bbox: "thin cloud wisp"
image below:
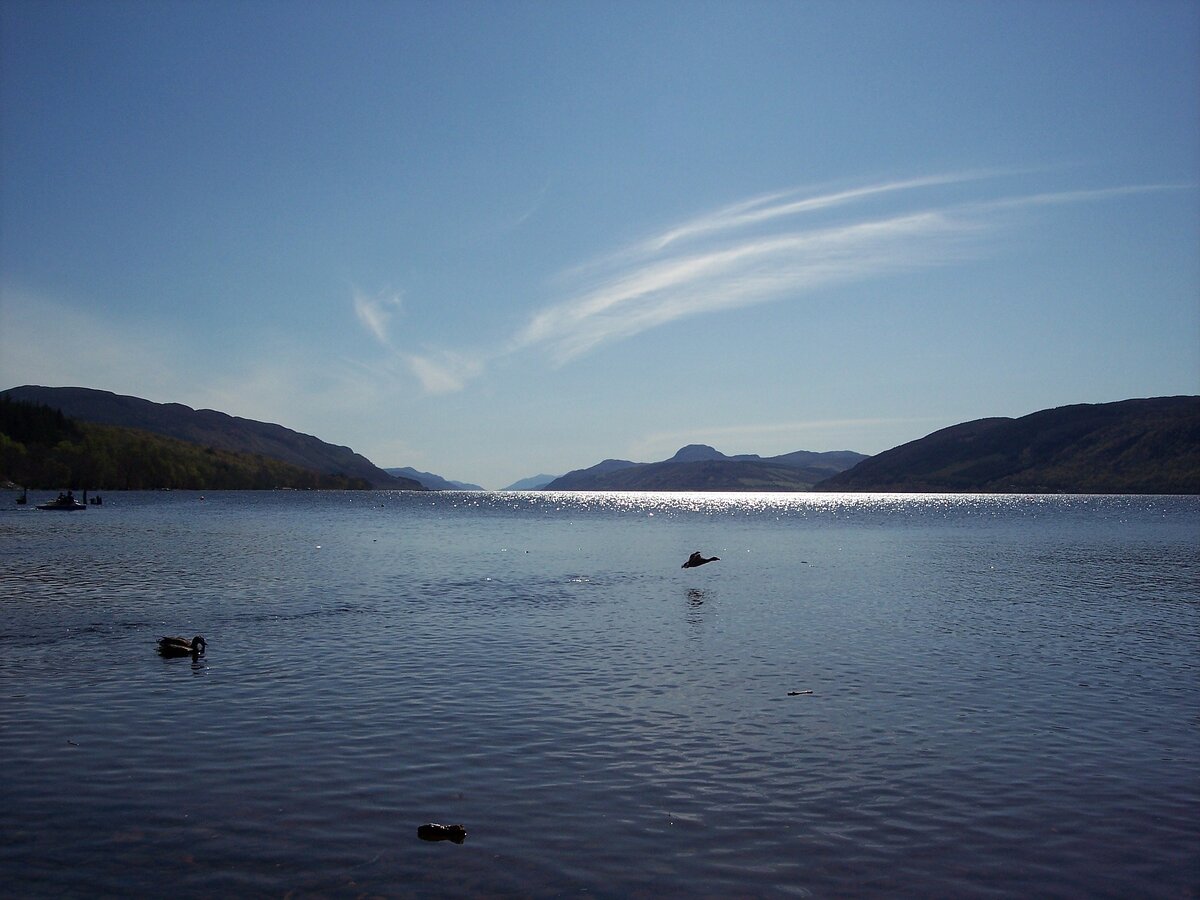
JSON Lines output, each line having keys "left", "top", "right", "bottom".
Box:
{"left": 362, "top": 173, "right": 1186, "bottom": 394}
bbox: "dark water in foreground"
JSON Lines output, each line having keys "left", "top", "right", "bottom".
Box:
{"left": 1, "top": 491, "right": 1197, "bottom": 898}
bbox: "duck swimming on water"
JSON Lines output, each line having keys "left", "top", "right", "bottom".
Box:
{"left": 682, "top": 551, "right": 719, "bottom": 569}
{"left": 418, "top": 823, "right": 467, "bottom": 843}
{"left": 157, "top": 635, "right": 206, "bottom": 657}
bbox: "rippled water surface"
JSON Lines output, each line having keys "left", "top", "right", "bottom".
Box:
{"left": 1, "top": 491, "right": 1197, "bottom": 898}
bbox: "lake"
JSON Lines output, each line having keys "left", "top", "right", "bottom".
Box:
{"left": 1, "top": 490, "right": 1197, "bottom": 897}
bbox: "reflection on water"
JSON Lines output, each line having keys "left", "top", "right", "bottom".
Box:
{"left": 0, "top": 491, "right": 1197, "bottom": 897}
{"left": 685, "top": 587, "right": 712, "bottom": 631}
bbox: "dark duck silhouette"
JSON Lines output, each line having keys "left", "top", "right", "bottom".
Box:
{"left": 418, "top": 823, "right": 467, "bottom": 843}
{"left": 682, "top": 551, "right": 720, "bottom": 569}
{"left": 157, "top": 635, "right": 207, "bottom": 657}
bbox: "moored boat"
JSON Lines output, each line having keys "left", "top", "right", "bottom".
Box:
{"left": 36, "top": 493, "right": 87, "bottom": 511}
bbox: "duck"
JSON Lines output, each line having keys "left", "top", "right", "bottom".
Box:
{"left": 682, "top": 551, "right": 720, "bottom": 569}
{"left": 418, "top": 823, "right": 467, "bottom": 843}
{"left": 157, "top": 635, "right": 207, "bottom": 657}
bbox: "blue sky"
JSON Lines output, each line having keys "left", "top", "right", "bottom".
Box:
{"left": 2, "top": 0, "right": 1197, "bottom": 489}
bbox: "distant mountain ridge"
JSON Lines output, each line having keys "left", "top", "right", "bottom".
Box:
{"left": 817, "top": 397, "right": 1200, "bottom": 494}
{"left": 503, "top": 474, "right": 559, "bottom": 491}
{"left": 543, "top": 444, "right": 868, "bottom": 491}
{"left": 12, "top": 387, "right": 1192, "bottom": 495}
{"left": 2, "top": 385, "right": 422, "bottom": 489}
{"left": 385, "top": 467, "right": 484, "bottom": 491}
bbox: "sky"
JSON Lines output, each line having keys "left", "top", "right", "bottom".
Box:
{"left": 2, "top": 0, "right": 1197, "bottom": 489}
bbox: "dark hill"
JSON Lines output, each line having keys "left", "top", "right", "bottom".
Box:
{"left": 1, "top": 385, "right": 422, "bottom": 489}
{"left": 0, "top": 397, "right": 376, "bottom": 490}
{"left": 543, "top": 458, "right": 640, "bottom": 490}
{"left": 551, "top": 459, "right": 829, "bottom": 491}
{"left": 385, "top": 466, "right": 483, "bottom": 491}
{"left": 817, "top": 397, "right": 1200, "bottom": 494}
{"left": 503, "top": 474, "right": 559, "bottom": 491}
{"left": 543, "top": 447, "right": 867, "bottom": 491}
{"left": 668, "top": 444, "right": 752, "bottom": 463}
{"left": 771, "top": 449, "right": 869, "bottom": 474}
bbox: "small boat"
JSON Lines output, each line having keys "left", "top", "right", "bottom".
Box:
{"left": 36, "top": 493, "right": 87, "bottom": 511}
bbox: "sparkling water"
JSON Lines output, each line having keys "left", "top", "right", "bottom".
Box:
{"left": 1, "top": 491, "right": 1196, "bottom": 897}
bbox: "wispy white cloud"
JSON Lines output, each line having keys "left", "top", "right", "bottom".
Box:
{"left": 403, "top": 350, "right": 484, "bottom": 395}
{"left": 507, "top": 177, "right": 554, "bottom": 231}
{"left": 516, "top": 209, "right": 981, "bottom": 364}
{"left": 970, "top": 182, "right": 1193, "bottom": 213}
{"left": 637, "top": 171, "right": 998, "bottom": 255}
{"left": 353, "top": 289, "right": 403, "bottom": 347}
{"left": 386, "top": 173, "right": 1190, "bottom": 394}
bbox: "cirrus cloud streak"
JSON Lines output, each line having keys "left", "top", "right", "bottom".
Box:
{"left": 360, "top": 173, "right": 1189, "bottom": 394}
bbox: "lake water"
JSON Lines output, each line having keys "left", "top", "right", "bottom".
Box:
{"left": 1, "top": 490, "right": 1197, "bottom": 898}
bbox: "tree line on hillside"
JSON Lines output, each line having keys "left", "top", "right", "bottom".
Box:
{"left": 819, "top": 397, "right": 1200, "bottom": 494}
{"left": 0, "top": 397, "right": 372, "bottom": 491}
{"left": 2, "top": 384, "right": 412, "bottom": 488}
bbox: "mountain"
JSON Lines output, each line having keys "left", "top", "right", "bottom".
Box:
{"left": 385, "top": 466, "right": 484, "bottom": 491}
{"left": 542, "top": 446, "right": 868, "bottom": 491}
{"left": 668, "top": 444, "right": 751, "bottom": 463}
{"left": 0, "top": 396, "right": 377, "bottom": 490}
{"left": 503, "top": 474, "right": 560, "bottom": 491}
{"left": 769, "top": 449, "right": 871, "bottom": 473}
{"left": 1, "top": 385, "right": 423, "bottom": 490}
{"left": 548, "top": 459, "right": 828, "bottom": 491}
{"left": 541, "top": 458, "right": 640, "bottom": 490}
{"left": 816, "top": 397, "right": 1200, "bottom": 494}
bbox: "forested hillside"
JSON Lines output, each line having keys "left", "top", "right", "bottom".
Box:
{"left": 1, "top": 398, "right": 373, "bottom": 490}
{"left": 1, "top": 385, "right": 416, "bottom": 488}
{"left": 817, "top": 397, "right": 1200, "bottom": 494}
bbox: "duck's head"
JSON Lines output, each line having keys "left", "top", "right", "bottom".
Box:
{"left": 191, "top": 636, "right": 207, "bottom": 654}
